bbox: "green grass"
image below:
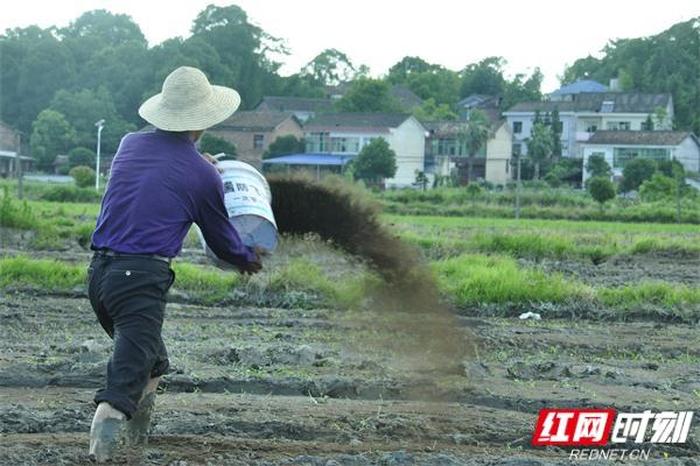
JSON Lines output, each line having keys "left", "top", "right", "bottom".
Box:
{"left": 172, "top": 262, "right": 240, "bottom": 303}
{"left": 0, "top": 256, "right": 85, "bottom": 289}
{"left": 433, "top": 254, "right": 590, "bottom": 305}
{"left": 389, "top": 215, "right": 700, "bottom": 261}
{"left": 598, "top": 282, "right": 700, "bottom": 309}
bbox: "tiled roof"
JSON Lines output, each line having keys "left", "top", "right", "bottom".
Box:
{"left": 506, "top": 92, "right": 671, "bottom": 114}
{"left": 304, "top": 113, "right": 413, "bottom": 131}
{"left": 390, "top": 85, "right": 423, "bottom": 110}
{"left": 550, "top": 80, "right": 608, "bottom": 96}
{"left": 256, "top": 96, "right": 334, "bottom": 113}
{"left": 216, "top": 111, "right": 299, "bottom": 131}
{"left": 586, "top": 131, "right": 693, "bottom": 146}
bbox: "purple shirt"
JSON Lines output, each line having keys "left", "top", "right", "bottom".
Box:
{"left": 92, "top": 129, "right": 256, "bottom": 267}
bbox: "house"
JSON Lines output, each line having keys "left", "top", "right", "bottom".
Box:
{"left": 456, "top": 94, "right": 501, "bottom": 120}
{"left": 207, "top": 111, "right": 303, "bottom": 168}
{"left": 504, "top": 91, "right": 674, "bottom": 159}
{"left": 301, "top": 113, "right": 427, "bottom": 188}
{"left": 0, "top": 121, "right": 33, "bottom": 177}
{"left": 582, "top": 131, "right": 700, "bottom": 183}
{"left": 424, "top": 108, "right": 513, "bottom": 186}
{"left": 548, "top": 80, "right": 608, "bottom": 101}
{"left": 255, "top": 96, "right": 334, "bottom": 122}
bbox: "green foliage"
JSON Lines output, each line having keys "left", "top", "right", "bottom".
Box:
{"left": 353, "top": 138, "right": 397, "bottom": 183}
{"left": 620, "top": 158, "right": 657, "bottom": 192}
{"left": 588, "top": 177, "right": 616, "bottom": 206}
{"left": 585, "top": 154, "right": 612, "bottom": 179}
{"left": 639, "top": 173, "right": 681, "bottom": 202}
{"left": 49, "top": 86, "right": 135, "bottom": 154}
{"left": 459, "top": 109, "right": 491, "bottom": 157}
{"left": 413, "top": 98, "right": 457, "bottom": 121}
{"left": 301, "top": 48, "right": 356, "bottom": 86}
{"left": 29, "top": 109, "right": 77, "bottom": 170}
{"left": 263, "top": 135, "right": 305, "bottom": 159}
{"left": 199, "top": 133, "right": 236, "bottom": 157}
{"left": 0, "top": 186, "right": 37, "bottom": 229}
{"left": 40, "top": 185, "right": 101, "bottom": 203}
{"left": 336, "top": 78, "right": 400, "bottom": 112}
{"left": 466, "top": 183, "right": 482, "bottom": 198}
{"left": 69, "top": 165, "right": 96, "bottom": 188}
{"left": 656, "top": 159, "right": 685, "bottom": 179}
{"left": 68, "top": 147, "right": 95, "bottom": 169}
{"left": 526, "top": 122, "right": 554, "bottom": 179}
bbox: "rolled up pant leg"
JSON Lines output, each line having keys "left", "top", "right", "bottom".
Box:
{"left": 88, "top": 256, "right": 173, "bottom": 419}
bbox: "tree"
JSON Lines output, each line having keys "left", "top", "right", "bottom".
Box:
{"left": 301, "top": 48, "right": 356, "bottom": 86}
{"left": 588, "top": 177, "right": 616, "bottom": 208}
{"left": 639, "top": 173, "right": 678, "bottom": 202}
{"left": 460, "top": 57, "right": 507, "bottom": 98}
{"left": 550, "top": 108, "right": 562, "bottom": 158}
{"left": 526, "top": 122, "right": 554, "bottom": 180}
{"left": 414, "top": 170, "right": 429, "bottom": 191}
{"left": 50, "top": 87, "right": 135, "bottom": 154}
{"left": 199, "top": 133, "right": 236, "bottom": 157}
{"left": 585, "top": 154, "right": 612, "bottom": 179}
{"left": 620, "top": 158, "right": 657, "bottom": 192}
{"left": 353, "top": 138, "right": 397, "bottom": 185}
{"left": 68, "top": 147, "right": 95, "bottom": 169}
{"left": 69, "top": 165, "right": 96, "bottom": 188}
{"left": 30, "top": 110, "right": 78, "bottom": 171}
{"left": 656, "top": 159, "right": 685, "bottom": 178}
{"left": 642, "top": 114, "right": 654, "bottom": 131}
{"left": 413, "top": 98, "right": 457, "bottom": 122}
{"left": 263, "top": 135, "right": 305, "bottom": 159}
{"left": 457, "top": 109, "right": 491, "bottom": 183}
{"left": 336, "top": 78, "right": 400, "bottom": 113}
{"left": 387, "top": 56, "right": 440, "bottom": 84}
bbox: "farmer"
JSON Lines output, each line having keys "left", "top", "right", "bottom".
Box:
{"left": 86, "top": 66, "right": 262, "bottom": 462}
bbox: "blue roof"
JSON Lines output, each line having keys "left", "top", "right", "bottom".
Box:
{"left": 551, "top": 80, "right": 608, "bottom": 96}
{"left": 262, "top": 153, "right": 355, "bottom": 166}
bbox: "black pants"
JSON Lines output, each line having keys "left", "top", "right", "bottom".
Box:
{"left": 87, "top": 254, "right": 175, "bottom": 419}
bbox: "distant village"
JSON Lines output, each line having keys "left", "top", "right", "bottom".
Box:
{"left": 1, "top": 78, "right": 699, "bottom": 189}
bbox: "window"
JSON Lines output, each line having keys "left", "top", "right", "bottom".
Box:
{"left": 600, "top": 101, "right": 615, "bottom": 113}
{"left": 612, "top": 147, "right": 669, "bottom": 169}
{"left": 583, "top": 120, "right": 598, "bottom": 132}
{"left": 253, "top": 134, "right": 264, "bottom": 149}
{"left": 330, "top": 137, "right": 360, "bottom": 153}
{"left": 606, "top": 121, "right": 631, "bottom": 131}
{"left": 513, "top": 121, "right": 522, "bottom": 134}
{"left": 306, "top": 132, "right": 330, "bottom": 152}
{"left": 512, "top": 143, "right": 522, "bottom": 156}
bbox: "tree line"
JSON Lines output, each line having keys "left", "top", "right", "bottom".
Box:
{"left": 1, "top": 5, "right": 697, "bottom": 171}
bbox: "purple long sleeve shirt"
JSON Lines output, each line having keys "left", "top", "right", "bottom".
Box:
{"left": 91, "top": 129, "right": 256, "bottom": 267}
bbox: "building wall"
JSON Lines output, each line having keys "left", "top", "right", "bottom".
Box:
{"left": 209, "top": 118, "right": 303, "bottom": 169}
{"left": 674, "top": 137, "right": 700, "bottom": 173}
{"left": 485, "top": 123, "right": 513, "bottom": 185}
{"left": 0, "top": 123, "right": 18, "bottom": 152}
{"left": 385, "top": 117, "right": 426, "bottom": 188}
{"left": 582, "top": 139, "right": 700, "bottom": 183}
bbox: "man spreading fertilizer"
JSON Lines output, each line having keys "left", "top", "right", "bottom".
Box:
{"left": 86, "top": 66, "right": 262, "bottom": 462}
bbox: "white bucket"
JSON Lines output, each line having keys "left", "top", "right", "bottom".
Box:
{"left": 198, "top": 160, "right": 278, "bottom": 264}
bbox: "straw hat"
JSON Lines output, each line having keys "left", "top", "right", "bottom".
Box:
{"left": 139, "top": 66, "right": 241, "bottom": 131}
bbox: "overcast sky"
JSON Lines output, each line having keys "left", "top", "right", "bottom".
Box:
{"left": 3, "top": 1, "right": 699, "bottom": 92}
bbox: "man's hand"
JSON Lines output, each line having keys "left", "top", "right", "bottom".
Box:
{"left": 238, "top": 248, "right": 264, "bottom": 275}
{"left": 201, "top": 152, "right": 224, "bottom": 173}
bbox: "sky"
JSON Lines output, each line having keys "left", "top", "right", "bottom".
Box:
{"left": 2, "top": 1, "right": 699, "bottom": 92}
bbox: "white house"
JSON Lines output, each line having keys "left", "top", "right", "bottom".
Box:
{"left": 504, "top": 91, "right": 674, "bottom": 159}
{"left": 303, "top": 113, "right": 427, "bottom": 188}
{"left": 424, "top": 108, "right": 513, "bottom": 185}
{"left": 581, "top": 131, "right": 700, "bottom": 183}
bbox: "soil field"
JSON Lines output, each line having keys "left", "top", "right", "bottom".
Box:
{"left": 1, "top": 246, "right": 699, "bottom": 465}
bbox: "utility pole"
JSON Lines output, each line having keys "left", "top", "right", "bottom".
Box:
{"left": 95, "top": 119, "right": 105, "bottom": 191}
{"left": 515, "top": 154, "right": 522, "bottom": 220}
{"left": 14, "top": 131, "right": 23, "bottom": 199}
